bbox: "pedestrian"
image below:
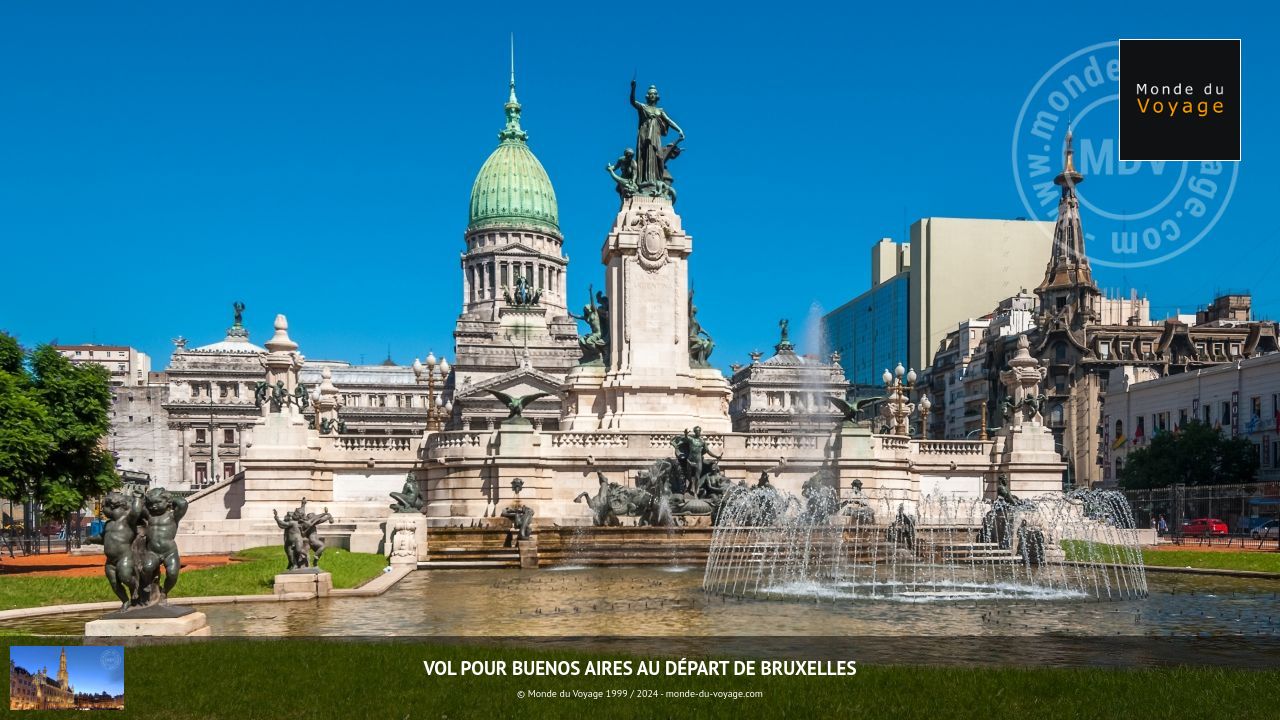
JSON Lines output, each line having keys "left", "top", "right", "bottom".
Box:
{"left": 1157, "top": 515, "right": 1168, "bottom": 536}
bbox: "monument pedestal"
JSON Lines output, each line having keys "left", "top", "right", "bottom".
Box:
{"left": 273, "top": 568, "right": 333, "bottom": 598}
{"left": 85, "top": 607, "right": 211, "bottom": 637}
{"left": 1000, "top": 423, "right": 1067, "bottom": 497}
{"left": 386, "top": 513, "right": 427, "bottom": 563}
{"left": 561, "top": 195, "right": 731, "bottom": 432}
{"left": 350, "top": 521, "right": 385, "bottom": 554}
{"left": 517, "top": 536, "right": 539, "bottom": 569}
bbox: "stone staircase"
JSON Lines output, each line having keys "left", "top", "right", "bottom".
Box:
{"left": 418, "top": 525, "right": 1027, "bottom": 570}
{"left": 419, "top": 526, "right": 715, "bottom": 569}
{"left": 420, "top": 528, "right": 521, "bottom": 569}
{"left": 537, "top": 526, "right": 713, "bottom": 567}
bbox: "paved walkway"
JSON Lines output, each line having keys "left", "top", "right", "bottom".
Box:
{"left": 0, "top": 552, "right": 236, "bottom": 578}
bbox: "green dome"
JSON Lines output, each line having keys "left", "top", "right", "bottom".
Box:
{"left": 467, "top": 82, "right": 560, "bottom": 237}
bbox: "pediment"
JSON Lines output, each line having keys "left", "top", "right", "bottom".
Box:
{"left": 454, "top": 367, "right": 564, "bottom": 401}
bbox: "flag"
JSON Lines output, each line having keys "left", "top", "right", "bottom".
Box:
{"left": 1248, "top": 415, "right": 1261, "bottom": 433}
{"left": 1112, "top": 434, "right": 1127, "bottom": 450}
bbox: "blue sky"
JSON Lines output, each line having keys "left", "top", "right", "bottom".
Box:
{"left": 1, "top": 2, "right": 1272, "bottom": 372}
{"left": 9, "top": 645, "right": 125, "bottom": 695}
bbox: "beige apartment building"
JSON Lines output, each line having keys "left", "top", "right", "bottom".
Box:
{"left": 908, "top": 217, "right": 1055, "bottom": 372}
{"left": 55, "top": 344, "right": 152, "bottom": 386}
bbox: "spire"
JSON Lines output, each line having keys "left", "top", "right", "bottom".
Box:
{"left": 1035, "top": 129, "right": 1099, "bottom": 309}
{"left": 57, "top": 647, "right": 68, "bottom": 690}
{"left": 498, "top": 34, "right": 527, "bottom": 143}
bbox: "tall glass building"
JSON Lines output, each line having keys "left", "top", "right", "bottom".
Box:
{"left": 823, "top": 273, "right": 910, "bottom": 388}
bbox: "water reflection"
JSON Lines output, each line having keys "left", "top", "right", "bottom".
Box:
{"left": 6, "top": 568, "right": 1278, "bottom": 642}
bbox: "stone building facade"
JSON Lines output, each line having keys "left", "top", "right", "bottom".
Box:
{"left": 447, "top": 71, "right": 581, "bottom": 430}
{"left": 55, "top": 344, "right": 151, "bottom": 387}
{"left": 1103, "top": 353, "right": 1280, "bottom": 486}
{"left": 922, "top": 133, "right": 1279, "bottom": 487}
{"left": 728, "top": 323, "right": 848, "bottom": 434}
{"left": 105, "top": 306, "right": 438, "bottom": 491}
{"left": 8, "top": 649, "right": 73, "bottom": 711}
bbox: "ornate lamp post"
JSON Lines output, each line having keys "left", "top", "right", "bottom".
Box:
{"left": 881, "top": 363, "right": 918, "bottom": 436}
{"left": 919, "top": 394, "right": 932, "bottom": 440}
{"left": 413, "top": 353, "right": 453, "bottom": 432}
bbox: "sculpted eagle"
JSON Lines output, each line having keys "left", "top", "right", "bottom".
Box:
{"left": 485, "top": 389, "right": 552, "bottom": 420}
{"left": 826, "top": 395, "right": 885, "bottom": 424}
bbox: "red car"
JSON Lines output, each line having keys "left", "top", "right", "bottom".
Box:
{"left": 1181, "top": 518, "right": 1228, "bottom": 536}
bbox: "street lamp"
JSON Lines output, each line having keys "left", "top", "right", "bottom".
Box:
{"left": 882, "top": 363, "right": 919, "bottom": 436}
{"left": 413, "top": 353, "right": 452, "bottom": 432}
{"left": 919, "top": 394, "right": 932, "bottom": 439}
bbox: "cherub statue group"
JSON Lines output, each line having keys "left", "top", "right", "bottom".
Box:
{"left": 93, "top": 487, "right": 189, "bottom": 612}
{"left": 254, "top": 379, "right": 310, "bottom": 411}
{"left": 273, "top": 498, "right": 333, "bottom": 570}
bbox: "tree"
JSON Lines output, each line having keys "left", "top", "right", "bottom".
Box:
{"left": 28, "top": 345, "right": 119, "bottom": 519}
{"left": 0, "top": 333, "right": 118, "bottom": 545}
{"left": 1119, "top": 420, "right": 1260, "bottom": 490}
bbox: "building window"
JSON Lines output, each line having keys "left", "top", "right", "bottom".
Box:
{"left": 223, "top": 462, "right": 236, "bottom": 479}
{"left": 194, "top": 463, "right": 208, "bottom": 484}
{"left": 223, "top": 428, "right": 235, "bottom": 444}
{"left": 195, "top": 428, "right": 207, "bottom": 444}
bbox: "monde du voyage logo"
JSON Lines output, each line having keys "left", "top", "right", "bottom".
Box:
{"left": 1012, "top": 40, "right": 1241, "bottom": 269}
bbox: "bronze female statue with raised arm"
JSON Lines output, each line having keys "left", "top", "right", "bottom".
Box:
{"left": 629, "top": 79, "right": 684, "bottom": 197}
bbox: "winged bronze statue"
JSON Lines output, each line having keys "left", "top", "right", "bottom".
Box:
{"left": 485, "top": 389, "right": 552, "bottom": 421}
{"left": 827, "top": 395, "right": 885, "bottom": 424}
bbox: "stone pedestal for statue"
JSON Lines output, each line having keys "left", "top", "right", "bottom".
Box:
{"left": 273, "top": 568, "right": 333, "bottom": 598}
{"left": 1000, "top": 423, "right": 1066, "bottom": 497}
{"left": 85, "top": 606, "right": 211, "bottom": 638}
{"left": 562, "top": 195, "right": 730, "bottom": 432}
{"left": 385, "top": 514, "right": 427, "bottom": 564}
{"left": 517, "top": 536, "right": 539, "bottom": 569}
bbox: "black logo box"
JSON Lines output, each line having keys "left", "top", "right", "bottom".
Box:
{"left": 1119, "top": 39, "right": 1240, "bottom": 161}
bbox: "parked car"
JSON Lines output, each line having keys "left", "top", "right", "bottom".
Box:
{"left": 1181, "top": 518, "right": 1228, "bottom": 536}
{"left": 1251, "top": 519, "right": 1279, "bottom": 540}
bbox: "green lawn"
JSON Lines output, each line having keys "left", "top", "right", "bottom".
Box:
{"left": 0, "top": 546, "right": 386, "bottom": 611}
{"left": 3, "top": 639, "right": 1275, "bottom": 719}
{"left": 1064, "top": 540, "right": 1280, "bottom": 573}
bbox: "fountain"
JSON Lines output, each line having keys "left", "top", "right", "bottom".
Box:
{"left": 703, "top": 481, "right": 1148, "bottom": 602}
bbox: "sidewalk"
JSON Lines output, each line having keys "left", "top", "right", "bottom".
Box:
{"left": 0, "top": 551, "right": 237, "bottom": 578}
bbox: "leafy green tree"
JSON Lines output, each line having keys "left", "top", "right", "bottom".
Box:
{"left": 0, "top": 333, "right": 118, "bottom": 542}
{"left": 1119, "top": 419, "right": 1260, "bottom": 489}
{"left": 28, "top": 345, "right": 119, "bottom": 518}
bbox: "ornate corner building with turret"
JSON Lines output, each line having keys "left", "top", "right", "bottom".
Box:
{"left": 980, "top": 133, "right": 1279, "bottom": 487}
{"left": 447, "top": 70, "right": 582, "bottom": 431}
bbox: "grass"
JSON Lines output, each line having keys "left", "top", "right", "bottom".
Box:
{"left": 2, "top": 639, "right": 1276, "bottom": 719}
{"left": 1064, "top": 540, "right": 1280, "bottom": 573}
{"left": 0, "top": 546, "right": 387, "bottom": 611}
